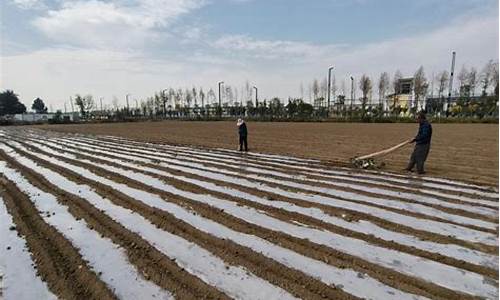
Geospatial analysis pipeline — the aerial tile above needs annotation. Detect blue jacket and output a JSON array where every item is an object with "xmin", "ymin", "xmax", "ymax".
[
  {"xmin": 414, "ymin": 120, "xmax": 432, "ymax": 145},
  {"xmin": 238, "ymin": 123, "xmax": 248, "ymax": 136}
]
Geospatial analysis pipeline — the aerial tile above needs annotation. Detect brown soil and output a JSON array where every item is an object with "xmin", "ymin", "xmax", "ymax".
[
  {"xmin": 36, "ymin": 121, "xmax": 499, "ymax": 187},
  {"xmin": 0, "ymin": 174, "xmax": 117, "ymax": 300},
  {"xmin": 30, "ymin": 135, "xmax": 499, "ymax": 252},
  {"xmin": 1, "ymin": 142, "xmax": 358, "ymax": 300},
  {"xmin": 30, "ymin": 136, "xmax": 498, "ymax": 278},
  {"xmin": 4, "ymin": 138, "xmax": 486, "ymax": 299},
  {"xmin": 0, "ymin": 149, "xmax": 229, "ymax": 300},
  {"xmin": 51, "ymin": 135, "xmax": 496, "ymax": 225}
]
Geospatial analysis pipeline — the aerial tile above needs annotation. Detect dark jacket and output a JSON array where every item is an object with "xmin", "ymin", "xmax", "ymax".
[
  {"xmin": 414, "ymin": 120, "xmax": 432, "ymax": 145},
  {"xmin": 238, "ymin": 123, "xmax": 248, "ymax": 136}
]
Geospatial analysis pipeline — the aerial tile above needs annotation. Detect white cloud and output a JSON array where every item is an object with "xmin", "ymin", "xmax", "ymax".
[
  {"xmin": 210, "ymin": 15, "xmax": 498, "ymax": 93},
  {"xmin": 2, "ymin": 10, "xmax": 498, "ymax": 108},
  {"xmin": 32, "ymin": 0, "xmax": 205, "ymax": 49},
  {"xmin": 213, "ymin": 35, "xmax": 345, "ymax": 60}
]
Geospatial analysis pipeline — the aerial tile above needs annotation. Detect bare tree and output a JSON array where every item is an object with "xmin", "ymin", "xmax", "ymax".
[
  {"xmin": 307, "ymin": 83, "xmax": 312, "ymax": 103},
  {"xmin": 378, "ymin": 72, "xmax": 390, "ymax": 111},
  {"xmin": 340, "ymin": 79, "xmax": 346, "ymax": 96},
  {"xmin": 192, "ymin": 87, "xmax": 198, "ymax": 107},
  {"xmin": 468, "ymin": 67, "xmax": 478, "ymax": 96},
  {"xmin": 111, "ymin": 96, "xmax": 120, "ymax": 111},
  {"xmin": 225, "ymin": 86, "xmax": 233, "ymax": 105},
  {"xmin": 457, "ymin": 65, "xmax": 469, "ymax": 89},
  {"xmin": 392, "ymin": 70, "xmax": 403, "ymax": 94},
  {"xmin": 185, "ymin": 88, "xmax": 192, "ymax": 109},
  {"xmin": 480, "ymin": 60, "xmax": 494, "ymax": 96},
  {"xmin": 233, "ymin": 87, "xmax": 239, "ymax": 105},
  {"xmin": 199, "ymin": 88, "xmax": 205, "ymax": 108},
  {"xmin": 413, "ymin": 66, "xmax": 428, "ymax": 111},
  {"xmin": 492, "ymin": 62, "xmax": 499, "ymax": 96},
  {"xmin": 168, "ymin": 88, "xmax": 176, "ymax": 109},
  {"xmin": 74, "ymin": 94, "xmax": 94, "ymax": 117},
  {"xmin": 320, "ymin": 78, "xmax": 328, "ymax": 105},
  {"xmin": 437, "ymin": 71, "xmax": 449, "ymax": 98},
  {"xmin": 359, "ymin": 74, "xmax": 372, "ymax": 117},
  {"xmin": 207, "ymin": 88, "xmax": 216, "ymax": 107},
  {"xmin": 312, "ymin": 79, "xmax": 320, "ymax": 101},
  {"xmin": 330, "ymin": 75, "xmax": 337, "ymax": 104},
  {"xmin": 175, "ymin": 89, "xmax": 183, "ymax": 109},
  {"xmin": 245, "ymin": 81, "xmax": 251, "ymax": 102}
]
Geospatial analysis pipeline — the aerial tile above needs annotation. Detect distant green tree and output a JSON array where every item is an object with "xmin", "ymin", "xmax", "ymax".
[
  {"xmin": 286, "ymin": 99, "xmax": 298, "ymax": 117},
  {"xmin": 297, "ymin": 101, "xmax": 313, "ymax": 118},
  {"xmin": 50, "ymin": 110, "xmax": 63, "ymax": 124},
  {"xmin": 0, "ymin": 90, "xmax": 26, "ymax": 115},
  {"xmin": 32, "ymin": 97, "xmax": 48, "ymax": 113},
  {"xmin": 74, "ymin": 94, "xmax": 94, "ymax": 118}
]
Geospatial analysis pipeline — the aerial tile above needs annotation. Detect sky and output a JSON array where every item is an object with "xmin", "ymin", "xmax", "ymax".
[{"xmin": 0, "ymin": 0, "xmax": 499, "ymax": 110}]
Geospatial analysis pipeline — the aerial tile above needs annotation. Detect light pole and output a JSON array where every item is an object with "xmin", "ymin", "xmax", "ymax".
[
  {"xmin": 100, "ymin": 97, "xmax": 103, "ymax": 112},
  {"xmin": 446, "ymin": 51, "xmax": 456, "ymax": 116},
  {"xmin": 253, "ymin": 86, "xmax": 258, "ymax": 108},
  {"xmin": 126, "ymin": 93, "xmax": 131, "ymax": 115},
  {"xmin": 218, "ymin": 81, "xmax": 224, "ymax": 117},
  {"xmin": 350, "ymin": 76, "xmax": 355, "ymax": 113},
  {"xmin": 327, "ymin": 66, "xmax": 333, "ymax": 114}
]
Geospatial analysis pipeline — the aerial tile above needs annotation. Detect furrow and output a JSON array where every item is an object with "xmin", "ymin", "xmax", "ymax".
[
  {"xmin": 45, "ymin": 136, "xmax": 499, "ymax": 245},
  {"xmin": 6, "ymin": 141, "xmax": 496, "ymax": 300},
  {"xmin": 86, "ymin": 133, "xmax": 498, "ymax": 197},
  {"xmin": 0, "ymin": 144, "xmax": 302, "ymax": 300},
  {"xmin": 0, "ymin": 172, "xmax": 117, "ymax": 300},
  {"xmin": 0, "ymin": 152, "xmax": 228, "ymax": 300},
  {"xmin": 31, "ymin": 128, "xmax": 497, "ymax": 197},
  {"xmin": 0, "ymin": 162, "xmax": 174, "ymax": 300},
  {"xmin": 27, "ymin": 137, "xmax": 500, "ymax": 274},
  {"xmin": 55, "ymin": 136, "xmax": 498, "ymax": 230},
  {"xmin": 0, "ymin": 193, "xmax": 57, "ymax": 300},
  {"xmin": 75, "ymin": 134, "xmax": 499, "ymax": 207}
]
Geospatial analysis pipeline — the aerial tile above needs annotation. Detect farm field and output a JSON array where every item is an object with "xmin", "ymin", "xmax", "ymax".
[
  {"xmin": 37, "ymin": 121, "xmax": 499, "ymax": 187},
  {"xmin": 0, "ymin": 128, "xmax": 498, "ymax": 299}
]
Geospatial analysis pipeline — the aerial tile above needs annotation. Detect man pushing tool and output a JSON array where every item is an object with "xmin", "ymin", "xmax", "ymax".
[{"xmin": 406, "ymin": 111, "xmax": 432, "ymax": 175}]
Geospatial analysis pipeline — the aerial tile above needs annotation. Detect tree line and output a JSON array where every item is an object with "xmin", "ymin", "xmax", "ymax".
[{"xmin": 1, "ymin": 60, "xmax": 498, "ymax": 121}]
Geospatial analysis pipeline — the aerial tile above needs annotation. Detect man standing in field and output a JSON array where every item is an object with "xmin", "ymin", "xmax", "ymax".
[
  {"xmin": 406, "ymin": 111, "xmax": 432, "ymax": 174},
  {"xmin": 237, "ymin": 118, "xmax": 249, "ymax": 152}
]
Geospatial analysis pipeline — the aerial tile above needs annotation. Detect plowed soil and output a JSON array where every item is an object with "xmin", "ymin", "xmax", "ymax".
[
  {"xmin": 0, "ymin": 127, "xmax": 497, "ymax": 300},
  {"xmin": 36, "ymin": 121, "xmax": 499, "ymax": 187}
]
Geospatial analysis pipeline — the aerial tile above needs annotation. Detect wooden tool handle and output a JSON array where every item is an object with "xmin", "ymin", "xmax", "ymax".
[{"xmin": 355, "ymin": 139, "xmax": 412, "ymax": 160}]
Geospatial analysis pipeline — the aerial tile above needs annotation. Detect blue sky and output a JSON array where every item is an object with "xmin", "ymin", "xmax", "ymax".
[{"xmin": 1, "ymin": 0, "xmax": 498, "ymax": 110}]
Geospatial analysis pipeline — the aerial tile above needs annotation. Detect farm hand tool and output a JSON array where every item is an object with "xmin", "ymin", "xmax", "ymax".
[{"xmin": 351, "ymin": 139, "xmax": 412, "ymax": 169}]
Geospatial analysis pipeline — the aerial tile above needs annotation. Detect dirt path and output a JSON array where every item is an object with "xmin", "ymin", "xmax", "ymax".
[{"xmin": 35, "ymin": 121, "xmax": 499, "ymax": 187}]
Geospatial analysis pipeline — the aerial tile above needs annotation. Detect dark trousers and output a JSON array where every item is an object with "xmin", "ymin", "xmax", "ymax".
[
  {"xmin": 407, "ymin": 143, "xmax": 430, "ymax": 174},
  {"xmin": 239, "ymin": 135, "xmax": 248, "ymax": 151}
]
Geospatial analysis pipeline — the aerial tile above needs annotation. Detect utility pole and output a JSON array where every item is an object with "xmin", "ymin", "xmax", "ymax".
[
  {"xmin": 69, "ymin": 96, "xmax": 74, "ymax": 113},
  {"xmin": 446, "ymin": 51, "xmax": 456, "ymax": 116},
  {"xmin": 218, "ymin": 81, "xmax": 224, "ymax": 117},
  {"xmin": 100, "ymin": 97, "xmax": 103, "ymax": 112},
  {"xmin": 253, "ymin": 86, "xmax": 258, "ymax": 108},
  {"xmin": 327, "ymin": 66, "xmax": 333, "ymax": 115},
  {"xmin": 350, "ymin": 76, "xmax": 355, "ymax": 113}
]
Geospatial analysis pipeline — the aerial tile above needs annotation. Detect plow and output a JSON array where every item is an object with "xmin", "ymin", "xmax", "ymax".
[{"xmin": 351, "ymin": 139, "xmax": 412, "ymax": 169}]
